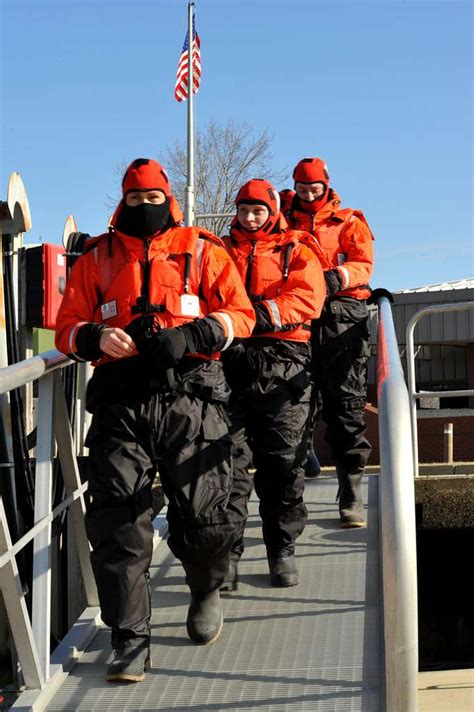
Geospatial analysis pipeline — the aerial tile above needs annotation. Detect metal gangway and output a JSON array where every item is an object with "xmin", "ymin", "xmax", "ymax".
[{"xmin": 0, "ymin": 293, "xmax": 418, "ymax": 711}]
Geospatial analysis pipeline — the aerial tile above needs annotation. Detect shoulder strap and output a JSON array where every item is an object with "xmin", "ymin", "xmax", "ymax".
[
  {"xmin": 91, "ymin": 232, "xmax": 130, "ymax": 300},
  {"xmin": 282, "ymin": 242, "xmax": 295, "ymax": 281},
  {"xmin": 82, "ymin": 232, "xmax": 109, "ymax": 253},
  {"xmin": 197, "ymin": 227, "xmax": 225, "ymax": 247}
]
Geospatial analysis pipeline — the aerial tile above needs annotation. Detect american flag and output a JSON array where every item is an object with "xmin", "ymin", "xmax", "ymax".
[{"xmin": 175, "ymin": 17, "xmax": 201, "ymax": 102}]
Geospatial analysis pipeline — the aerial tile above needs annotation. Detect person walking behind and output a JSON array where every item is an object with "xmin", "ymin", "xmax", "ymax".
[
  {"xmin": 221, "ymin": 179, "xmax": 325, "ymax": 591},
  {"xmin": 55, "ymin": 158, "xmax": 255, "ymax": 681},
  {"xmin": 282, "ymin": 157, "xmax": 374, "ymax": 528}
]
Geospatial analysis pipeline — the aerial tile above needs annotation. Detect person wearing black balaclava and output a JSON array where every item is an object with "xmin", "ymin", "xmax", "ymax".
[{"xmin": 55, "ymin": 159, "xmax": 255, "ymax": 682}]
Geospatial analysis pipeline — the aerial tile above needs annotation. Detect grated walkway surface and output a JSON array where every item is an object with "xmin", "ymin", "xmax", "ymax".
[{"xmin": 46, "ymin": 475, "xmax": 382, "ymax": 711}]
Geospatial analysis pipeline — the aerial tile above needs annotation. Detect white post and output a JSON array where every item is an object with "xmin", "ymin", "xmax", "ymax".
[
  {"xmin": 444, "ymin": 422, "xmax": 454, "ymax": 464},
  {"xmin": 184, "ymin": 0, "xmax": 195, "ymax": 227},
  {"xmin": 31, "ymin": 373, "xmax": 55, "ymax": 681}
]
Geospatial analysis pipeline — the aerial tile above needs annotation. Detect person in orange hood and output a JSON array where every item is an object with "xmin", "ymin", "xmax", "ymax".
[
  {"xmin": 220, "ymin": 179, "xmax": 325, "ymax": 590},
  {"xmin": 282, "ymin": 157, "xmax": 374, "ymax": 528},
  {"xmin": 55, "ymin": 158, "xmax": 255, "ymax": 681}
]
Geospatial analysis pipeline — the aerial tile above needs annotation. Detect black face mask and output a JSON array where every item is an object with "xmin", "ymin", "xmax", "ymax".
[{"xmin": 115, "ymin": 199, "xmax": 171, "ymax": 237}]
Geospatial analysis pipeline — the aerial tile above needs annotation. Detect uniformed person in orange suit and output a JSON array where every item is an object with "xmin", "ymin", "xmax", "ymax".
[
  {"xmin": 281, "ymin": 158, "xmax": 374, "ymax": 528},
  {"xmin": 220, "ymin": 179, "xmax": 326, "ymax": 590},
  {"xmin": 55, "ymin": 159, "xmax": 255, "ymax": 681}
]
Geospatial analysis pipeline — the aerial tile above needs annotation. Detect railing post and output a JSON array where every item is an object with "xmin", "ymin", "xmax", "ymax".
[
  {"xmin": 406, "ymin": 302, "xmax": 474, "ymax": 479},
  {"xmin": 0, "ymin": 348, "xmax": 100, "ymax": 702},
  {"xmin": 406, "ymin": 313, "xmax": 420, "ymax": 477},
  {"xmin": 31, "ymin": 373, "xmax": 55, "ymax": 681},
  {"xmin": 53, "ymin": 372, "xmax": 98, "ymax": 606},
  {"xmin": 77, "ymin": 362, "xmax": 92, "ymax": 456}
]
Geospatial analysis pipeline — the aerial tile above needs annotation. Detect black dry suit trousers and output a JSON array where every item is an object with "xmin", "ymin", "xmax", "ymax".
[
  {"xmin": 310, "ymin": 297, "xmax": 372, "ymax": 474},
  {"xmin": 223, "ymin": 340, "xmax": 312, "ymax": 559},
  {"xmin": 84, "ymin": 356, "xmax": 237, "ymax": 648}
]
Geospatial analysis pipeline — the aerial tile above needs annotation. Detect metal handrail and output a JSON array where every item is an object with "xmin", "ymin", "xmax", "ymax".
[
  {"xmin": 376, "ymin": 295, "xmax": 418, "ymax": 712},
  {"xmin": 0, "ymin": 349, "xmax": 71, "ymax": 395},
  {"xmin": 406, "ymin": 301, "xmax": 474, "ymax": 477},
  {"xmin": 196, "ymin": 212, "xmax": 233, "ymax": 219},
  {"xmin": 0, "ymin": 306, "xmax": 424, "ymax": 710},
  {"xmin": 0, "ymin": 350, "xmax": 98, "ymax": 692}
]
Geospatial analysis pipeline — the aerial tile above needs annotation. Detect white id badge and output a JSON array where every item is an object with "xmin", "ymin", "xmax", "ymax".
[
  {"xmin": 100, "ymin": 299, "xmax": 118, "ymax": 320},
  {"xmin": 180, "ymin": 294, "xmax": 200, "ymax": 317}
]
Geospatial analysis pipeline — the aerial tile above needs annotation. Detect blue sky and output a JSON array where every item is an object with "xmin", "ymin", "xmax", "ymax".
[{"xmin": 1, "ymin": 0, "xmax": 472, "ymax": 291}]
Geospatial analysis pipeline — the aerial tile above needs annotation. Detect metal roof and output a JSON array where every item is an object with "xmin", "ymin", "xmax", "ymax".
[{"xmin": 395, "ymin": 278, "xmax": 474, "ymax": 294}]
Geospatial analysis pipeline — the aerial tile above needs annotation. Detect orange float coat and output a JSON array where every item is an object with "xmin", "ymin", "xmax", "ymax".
[
  {"xmin": 282, "ymin": 190, "xmax": 374, "ymax": 300},
  {"xmin": 224, "ymin": 216, "xmax": 326, "ymax": 342},
  {"xmin": 55, "ymin": 222, "xmax": 255, "ymax": 366}
]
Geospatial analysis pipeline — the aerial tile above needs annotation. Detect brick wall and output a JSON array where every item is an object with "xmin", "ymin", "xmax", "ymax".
[
  {"xmin": 416, "ymin": 415, "xmax": 474, "ymax": 463},
  {"xmin": 313, "ymin": 409, "xmax": 474, "ymax": 466}
]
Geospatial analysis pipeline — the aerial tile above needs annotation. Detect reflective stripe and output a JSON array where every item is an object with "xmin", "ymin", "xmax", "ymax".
[
  {"xmin": 68, "ymin": 322, "xmax": 88, "ymax": 358},
  {"xmin": 266, "ymin": 300, "xmax": 282, "ymax": 329},
  {"xmin": 337, "ymin": 265, "xmax": 350, "ymax": 289},
  {"xmin": 215, "ymin": 312, "xmax": 234, "ymax": 351},
  {"xmin": 197, "ymin": 238, "xmax": 205, "ymax": 278}
]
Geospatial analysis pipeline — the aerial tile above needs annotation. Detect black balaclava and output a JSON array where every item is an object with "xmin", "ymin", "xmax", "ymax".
[
  {"xmin": 115, "ymin": 199, "xmax": 170, "ymax": 237},
  {"xmin": 116, "ymin": 158, "xmax": 172, "ymax": 237}
]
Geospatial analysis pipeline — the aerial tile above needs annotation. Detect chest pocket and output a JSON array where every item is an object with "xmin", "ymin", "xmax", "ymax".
[
  {"xmin": 149, "ymin": 251, "xmax": 206, "ymax": 320},
  {"xmin": 317, "ymin": 220, "xmax": 346, "ymax": 267},
  {"xmin": 92, "ymin": 234, "xmax": 209, "ymax": 326},
  {"xmin": 92, "ymin": 260, "xmax": 141, "ymax": 327},
  {"xmin": 251, "ymin": 244, "xmax": 294, "ymax": 301}
]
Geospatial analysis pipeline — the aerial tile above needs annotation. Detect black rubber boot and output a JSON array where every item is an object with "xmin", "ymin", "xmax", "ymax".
[
  {"xmin": 186, "ymin": 590, "xmax": 223, "ymax": 644},
  {"xmin": 336, "ymin": 468, "xmax": 366, "ymax": 528},
  {"xmin": 268, "ymin": 555, "xmax": 299, "ymax": 587},
  {"xmin": 220, "ymin": 557, "xmax": 239, "ymax": 592},
  {"xmin": 305, "ymin": 446, "xmax": 321, "ymax": 479},
  {"xmin": 106, "ymin": 640, "xmax": 151, "ymax": 682}
]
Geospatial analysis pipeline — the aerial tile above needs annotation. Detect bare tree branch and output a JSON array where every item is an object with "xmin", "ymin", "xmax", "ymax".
[
  {"xmin": 166, "ymin": 119, "xmax": 289, "ymax": 235},
  {"xmin": 107, "ymin": 119, "xmax": 289, "ymax": 236}
]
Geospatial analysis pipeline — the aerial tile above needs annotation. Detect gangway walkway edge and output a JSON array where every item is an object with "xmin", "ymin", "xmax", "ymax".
[{"xmin": 0, "ymin": 293, "xmax": 419, "ymax": 711}]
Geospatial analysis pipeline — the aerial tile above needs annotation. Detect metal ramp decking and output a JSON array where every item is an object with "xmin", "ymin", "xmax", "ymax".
[{"xmin": 45, "ymin": 475, "xmax": 382, "ymax": 711}]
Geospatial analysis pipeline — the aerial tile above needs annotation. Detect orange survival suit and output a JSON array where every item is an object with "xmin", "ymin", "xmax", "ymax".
[
  {"xmin": 283, "ymin": 157, "xmax": 374, "ymax": 528},
  {"xmin": 221, "ymin": 179, "xmax": 326, "ymax": 584},
  {"xmin": 55, "ymin": 159, "xmax": 255, "ymax": 654}
]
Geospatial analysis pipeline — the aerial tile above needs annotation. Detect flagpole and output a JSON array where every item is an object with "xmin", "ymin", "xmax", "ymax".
[{"xmin": 185, "ymin": 0, "xmax": 195, "ymax": 226}]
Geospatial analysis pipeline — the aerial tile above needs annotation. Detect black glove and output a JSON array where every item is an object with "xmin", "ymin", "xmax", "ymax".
[
  {"xmin": 221, "ymin": 343, "xmax": 253, "ymax": 390},
  {"xmin": 124, "ymin": 315, "xmax": 155, "ymax": 351},
  {"xmin": 180, "ymin": 315, "xmax": 226, "ymax": 355},
  {"xmin": 125, "ymin": 314, "xmax": 227, "ymax": 369},
  {"xmin": 125, "ymin": 317, "xmax": 188, "ymax": 368},
  {"xmin": 253, "ymin": 303, "xmax": 274, "ymax": 335},
  {"xmin": 75, "ymin": 323, "xmax": 106, "ymax": 361},
  {"xmin": 148, "ymin": 328, "xmax": 188, "ymax": 367},
  {"xmin": 324, "ymin": 269, "xmax": 344, "ymax": 296}
]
